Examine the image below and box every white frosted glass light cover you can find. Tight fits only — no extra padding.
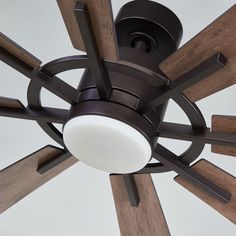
[63,115,152,174]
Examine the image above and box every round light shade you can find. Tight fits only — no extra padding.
[63,115,152,174]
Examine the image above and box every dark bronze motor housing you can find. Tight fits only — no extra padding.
[71,0,184,149]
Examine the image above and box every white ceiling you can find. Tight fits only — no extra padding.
[0,0,236,235]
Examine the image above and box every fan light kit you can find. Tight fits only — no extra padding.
[63,115,152,173]
[0,0,236,235]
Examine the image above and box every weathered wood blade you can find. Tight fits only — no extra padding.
[175,159,236,224]
[0,146,78,213]
[212,115,236,157]
[160,5,236,102]
[57,0,118,61]
[110,174,170,236]
[0,33,41,69]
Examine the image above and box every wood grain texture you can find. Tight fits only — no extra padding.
[160,4,236,102]
[0,33,41,69]
[212,115,236,157]
[0,146,78,213]
[110,174,170,236]
[57,0,118,61]
[175,159,236,224]
[0,97,25,109]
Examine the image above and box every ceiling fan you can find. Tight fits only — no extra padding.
[0,0,236,235]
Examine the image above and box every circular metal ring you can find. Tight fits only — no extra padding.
[27,55,206,174]
[27,55,167,146]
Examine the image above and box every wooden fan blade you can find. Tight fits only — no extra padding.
[160,5,236,102]
[0,146,77,213]
[110,174,170,236]
[0,96,25,109]
[57,0,118,61]
[175,159,236,224]
[212,115,236,157]
[0,33,41,69]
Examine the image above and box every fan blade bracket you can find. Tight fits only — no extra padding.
[0,105,69,124]
[110,174,170,236]
[0,48,79,105]
[0,33,41,69]
[37,152,74,175]
[74,1,112,100]
[158,122,236,148]
[175,159,236,224]
[154,144,232,203]
[57,0,118,61]
[139,52,227,113]
[212,115,236,157]
[0,97,25,110]
[160,4,236,102]
[110,174,140,207]
[123,174,140,207]
[0,145,78,213]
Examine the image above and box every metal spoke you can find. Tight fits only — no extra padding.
[153,144,232,203]
[158,122,236,147]
[0,32,42,69]
[0,96,24,109]
[0,105,69,124]
[123,174,140,207]
[37,152,73,174]
[136,163,171,174]
[139,53,226,113]
[74,2,112,100]
[0,48,79,104]
[0,145,77,213]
